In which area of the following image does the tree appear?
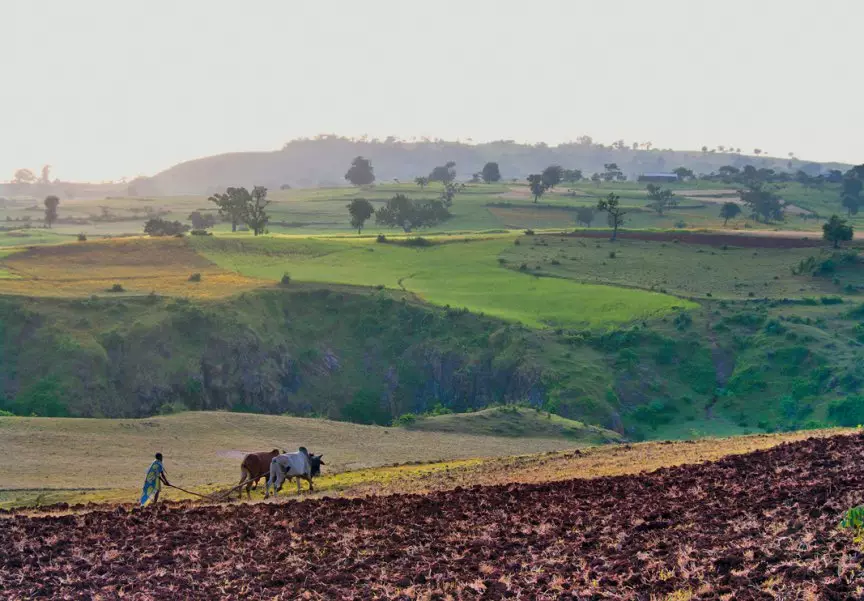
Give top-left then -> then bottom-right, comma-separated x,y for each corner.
414,176 -> 429,189
245,186 -> 270,236
13,168 -> 36,185
345,156 -> 375,186
209,187 -> 250,232
470,172 -> 482,183
541,165 -> 564,189
841,174 -> 862,216
527,174 -> 546,203
574,206 -> 595,227
144,218 -> 189,236
440,181 -> 465,206
672,167 -> 694,181
597,193 -> 626,241
374,194 -> 450,232
43,195 -> 60,228
347,198 -> 375,234
40,165 -> 52,185
602,163 -> 623,182
823,215 -> 854,249
737,183 -> 784,223
719,202 -> 741,226
753,148 -> 762,156
188,211 -> 217,230
562,169 -> 583,183
645,184 -> 677,215
429,161 -> 456,183
481,162 -> 501,183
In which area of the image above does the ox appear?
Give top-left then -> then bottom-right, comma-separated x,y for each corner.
238,449 -> 283,499
264,447 -> 325,498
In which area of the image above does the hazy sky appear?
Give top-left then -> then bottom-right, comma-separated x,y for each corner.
3,0 -> 862,182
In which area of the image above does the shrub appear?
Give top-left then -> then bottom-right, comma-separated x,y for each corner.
108,283 -> 124,293
190,229 -> 212,236
821,296 -> 844,305
188,273 -> 202,282
519,263 -> 528,271
524,229 -> 535,235
608,251 -> 616,259
77,233 -> 87,242
674,220 -> 687,228
674,311 -> 692,330
404,236 -> 431,247
0,408 -> 14,417
393,413 -> 418,427
144,217 -> 189,237
376,234 -> 388,243
280,274 -> 291,286
550,259 -> 561,265
497,257 -> 507,265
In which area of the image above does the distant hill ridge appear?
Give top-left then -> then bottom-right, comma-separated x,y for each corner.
138,136 -> 851,196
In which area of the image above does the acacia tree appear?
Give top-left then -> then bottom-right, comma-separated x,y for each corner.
597,193 -> 627,241
345,156 -> 375,186
481,162 -> 501,183
719,202 -> 742,226
645,184 -> 677,215
43,195 -> 60,228
245,186 -> 270,236
737,183 -> 784,223
823,215 -> 853,249
527,174 -> 546,203
375,194 -> 450,232
209,187 -> 250,232
347,198 -> 375,234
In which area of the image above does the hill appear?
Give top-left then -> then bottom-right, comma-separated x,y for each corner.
398,406 -> 619,443
139,136 -> 851,195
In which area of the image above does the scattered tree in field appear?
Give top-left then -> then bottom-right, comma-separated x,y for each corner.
144,217 -> 189,236
590,173 -> 601,186
597,193 -> 627,241
673,167 -> 694,181
574,206 -> 596,227
440,181 -> 465,206
841,172 -> 862,216
414,176 -> 429,189
738,183 -> 784,223
245,186 -> 270,236
753,148 -> 762,156
40,165 -> 52,185
719,202 -> 742,226
43,195 -> 60,228
374,194 -> 450,232
527,174 -> 546,203
645,184 -> 677,215
562,168 -> 583,183
208,187 -> 251,232
429,161 -> 456,183
345,156 -> 375,186
347,198 -> 375,233
842,194 -> 860,216
13,168 -> 36,185
701,146 -> 708,153
541,165 -> 564,189
470,172 -> 482,183
602,163 -> 624,182
823,215 -> 854,249
481,162 -> 501,183
188,211 -> 217,230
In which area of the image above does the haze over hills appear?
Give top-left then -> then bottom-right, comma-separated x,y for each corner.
134,136 -> 852,196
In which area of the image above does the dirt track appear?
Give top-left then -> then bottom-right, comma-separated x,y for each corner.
2,434 -> 863,599
565,229 -> 832,248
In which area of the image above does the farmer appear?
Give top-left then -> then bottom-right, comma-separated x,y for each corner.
140,452 -> 171,507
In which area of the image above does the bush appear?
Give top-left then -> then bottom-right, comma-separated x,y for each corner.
190,229 -> 212,236
674,311 -> 692,330
144,217 -> 189,237
280,274 -> 291,286
376,234 -> 387,243
524,229 -> 535,236
108,283 -> 124,293
393,413 -> 418,427
188,273 -> 202,282
674,220 -> 687,229
404,236 -> 431,247
608,251 -> 616,259
821,296 -> 844,305
77,233 -> 87,242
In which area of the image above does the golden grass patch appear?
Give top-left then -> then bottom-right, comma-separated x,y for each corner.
0,237 -> 265,298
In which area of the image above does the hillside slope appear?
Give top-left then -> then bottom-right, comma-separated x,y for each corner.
140,137 -> 850,194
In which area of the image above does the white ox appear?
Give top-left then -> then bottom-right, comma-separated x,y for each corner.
264,448 -> 322,497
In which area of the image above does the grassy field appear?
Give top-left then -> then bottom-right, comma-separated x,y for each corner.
0,410 -> 614,508
193,235 -> 695,328
501,235 -> 847,300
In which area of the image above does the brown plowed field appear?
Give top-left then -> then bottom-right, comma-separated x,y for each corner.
2,434 -> 863,600
565,230 -> 830,248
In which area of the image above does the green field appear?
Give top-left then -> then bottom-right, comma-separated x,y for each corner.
192,235 -> 695,328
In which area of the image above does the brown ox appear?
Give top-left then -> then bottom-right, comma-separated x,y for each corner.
238,449 -> 282,499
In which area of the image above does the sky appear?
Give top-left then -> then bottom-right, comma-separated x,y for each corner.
3,0 -> 862,182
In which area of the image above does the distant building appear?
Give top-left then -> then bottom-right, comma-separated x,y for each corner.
638,172 -> 679,183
